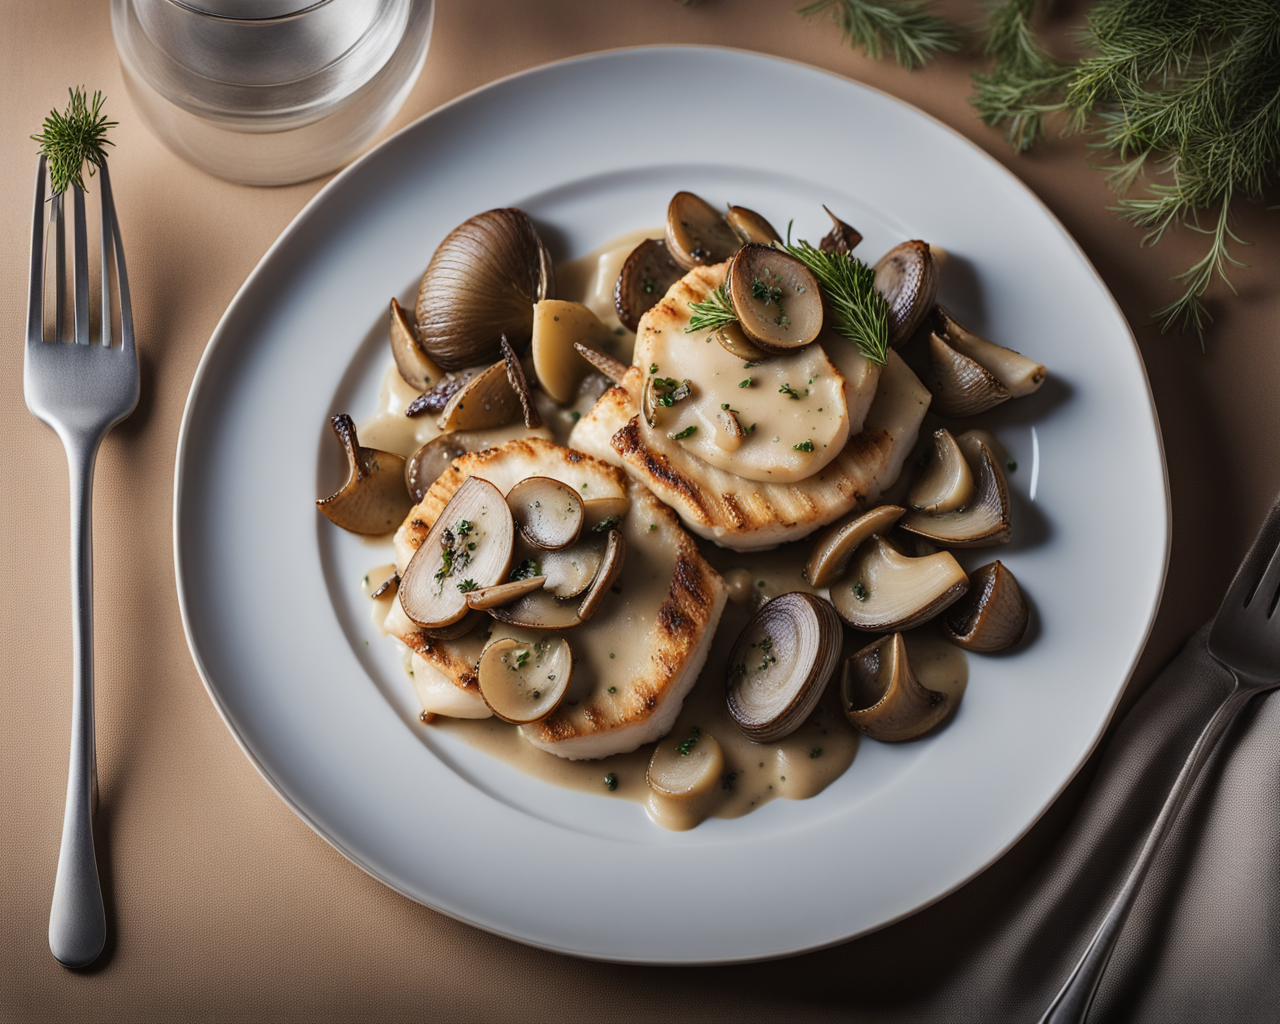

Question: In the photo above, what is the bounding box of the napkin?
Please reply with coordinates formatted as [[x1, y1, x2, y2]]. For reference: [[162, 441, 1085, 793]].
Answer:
[[795, 624, 1280, 1022]]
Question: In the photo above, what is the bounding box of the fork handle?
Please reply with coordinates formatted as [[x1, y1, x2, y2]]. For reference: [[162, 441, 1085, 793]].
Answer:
[[1038, 683, 1254, 1024], [48, 433, 106, 968]]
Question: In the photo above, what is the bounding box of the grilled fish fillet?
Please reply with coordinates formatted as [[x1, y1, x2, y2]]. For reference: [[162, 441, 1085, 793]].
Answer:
[[385, 437, 728, 759], [569, 317, 931, 552]]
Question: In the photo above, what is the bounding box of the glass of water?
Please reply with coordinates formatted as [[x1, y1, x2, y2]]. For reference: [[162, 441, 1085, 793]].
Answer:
[[111, 0, 434, 186]]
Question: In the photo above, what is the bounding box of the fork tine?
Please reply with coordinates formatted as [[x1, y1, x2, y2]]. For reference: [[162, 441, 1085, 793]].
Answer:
[[72, 185, 90, 345], [1220, 497, 1280, 615], [53, 192, 65, 344], [26, 156, 46, 346], [100, 176, 112, 348], [99, 165, 133, 354]]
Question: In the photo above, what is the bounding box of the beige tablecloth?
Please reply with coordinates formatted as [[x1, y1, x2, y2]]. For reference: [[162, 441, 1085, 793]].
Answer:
[[4, 1, 1280, 1019]]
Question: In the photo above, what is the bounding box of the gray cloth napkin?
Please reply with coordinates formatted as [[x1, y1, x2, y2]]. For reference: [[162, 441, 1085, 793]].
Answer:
[[713, 626, 1280, 1021]]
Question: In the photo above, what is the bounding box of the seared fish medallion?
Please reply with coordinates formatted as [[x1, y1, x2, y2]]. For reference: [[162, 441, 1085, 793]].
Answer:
[[385, 437, 728, 759], [570, 265, 931, 551]]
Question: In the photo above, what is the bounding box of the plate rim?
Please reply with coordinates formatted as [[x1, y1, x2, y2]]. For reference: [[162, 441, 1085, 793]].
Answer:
[[172, 43, 1171, 963]]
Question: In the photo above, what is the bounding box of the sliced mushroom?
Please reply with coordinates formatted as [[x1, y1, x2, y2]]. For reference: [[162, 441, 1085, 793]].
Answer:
[[899, 437, 1011, 548], [941, 560, 1028, 651], [390, 297, 443, 391], [725, 592, 843, 742], [316, 414, 413, 535], [841, 633, 949, 741], [831, 535, 968, 631], [369, 572, 399, 600], [574, 528, 625, 622], [819, 206, 863, 255], [726, 244, 824, 352], [398, 477, 515, 632], [405, 429, 500, 503], [714, 405, 747, 453], [725, 205, 781, 245], [582, 495, 631, 529], [803, 505, 906, 587], [405, 368, 481, 418], [908, 429, 975, 514], [530, 299, 618, 404], [436, 360, 522, 432], [614, 238, 684, 332], [500, 335, 543, 430], [573, 341, 628, 383], [647, 727, 725, 800], [507, 477, 585, 550], [921, 330, 1012, 417], [477, 636, 572, 724], [538, 540, 603, 598], [873, 240, 939, 348], [416, 208, 554, 370], [712, 321, 769, 362], [463, 574, 547, 611], [665, 192, 742, 270], [489, 528, 624, 629], [932, 307, 1046, 397]]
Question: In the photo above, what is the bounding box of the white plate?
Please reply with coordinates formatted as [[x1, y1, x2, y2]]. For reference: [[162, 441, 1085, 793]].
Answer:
[[174, 47, 1168, 963]]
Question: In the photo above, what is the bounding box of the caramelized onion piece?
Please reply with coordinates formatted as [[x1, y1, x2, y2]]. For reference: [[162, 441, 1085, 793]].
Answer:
[[726, 592, 843, 742], [614, 238, 683, 332], [436, 361, 523, 432], [933, 307, 1046, 398], [398, 477, 515, 631], [464, 574, 547, 611], [477, 636, 572, 724], [804, 505, 906, 587], [922, 331, 1011, 417], [819, 205, 863, 255], [647, 728, 725, 799], [501, 335, 543, 430], [908, 429, 975, 514], [390, 297, 443, 391], [416, 208, 554, 370], [507, 476, 585, 550], [666, 192, 742, 270], [831, 536, 968, 631], [530, 299, 617, 404], [726, 244, 824, 352], [941, 560, 1028, 651], [841, 633, 949, 741], [315, 415, 412, 535], [899, 436, 1012, 548], [873, 240, 939, 348], [725, 205, 781, 245]]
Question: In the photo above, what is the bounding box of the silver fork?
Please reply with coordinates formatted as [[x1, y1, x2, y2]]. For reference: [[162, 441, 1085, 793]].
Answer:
[[1040, 499, 1280, 1022], [24, 155, 139, 969]]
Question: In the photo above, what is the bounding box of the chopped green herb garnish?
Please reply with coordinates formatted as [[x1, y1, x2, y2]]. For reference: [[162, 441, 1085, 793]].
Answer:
[[1006, 459, 1018, 472], [810, 747, 823, 759], [779, 384, 801, 399], [793, 440, 815, 452], [509, 558, 541, 581], [648, 523, 658, 531], [609, 652, 616, 659], [608, 686, 617, 694], [685, 284, 737, 333], [853, 581, 869, 602], [676, 727, 701, 756], [739, 378, 752, 388], [514, 651, 530, 669], [569, 410, 581, 422], [457, 579, 478, 593], [604, 772, 618, 791], [593, 514, 623, 533], [649, 363, 659, 374], [669, 425, 697, 440]]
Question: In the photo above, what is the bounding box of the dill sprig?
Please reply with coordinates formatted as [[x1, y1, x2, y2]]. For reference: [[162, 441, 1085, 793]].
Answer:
[[783, 239, 890, 366], [686, 285, 738, 333], [31, 87, 117, 196], [797, 0, 960, 71]]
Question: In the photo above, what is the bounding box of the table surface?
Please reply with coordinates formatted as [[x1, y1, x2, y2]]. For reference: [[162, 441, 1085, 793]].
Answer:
[[3, 1, 1278, 1019]]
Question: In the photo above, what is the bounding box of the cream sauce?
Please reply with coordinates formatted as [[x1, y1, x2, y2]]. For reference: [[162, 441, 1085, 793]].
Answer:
[[555, 227, 658, 349]]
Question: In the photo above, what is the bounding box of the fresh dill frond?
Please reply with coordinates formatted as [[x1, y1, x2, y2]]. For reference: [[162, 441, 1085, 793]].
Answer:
[[31, 87, 117, 196], [797, 0, 959, 71], [783, 239, 890, 366], [686, 285, 738, 333]]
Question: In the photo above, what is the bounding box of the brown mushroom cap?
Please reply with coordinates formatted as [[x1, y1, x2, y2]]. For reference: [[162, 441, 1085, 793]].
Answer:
[[830, 535, 969, 631], [921, 330, 1012, 417], [819, 206, 863, 255], [436, 360, 524, 433], [873, 240, 939, 348], [725, 592, 843, 742], [647, 727, 725, 800], [316, 414, 413, 536], [725, 205, 781, 245], [941, 560, 1028, 651], [405, 429, 503, 504], [477, 636, 572, 724], [665, 192, 743, 270], [841, 633, 950, 741], [398, 477, 515, 631], [899, 436, 1012, 548], [507, 476, 585, 550], [614, 238, 684, 332], [804, 504, 906, 587], [726, 244, 824, 352], [488, 527, 624, 629], [390, 298, 443, 391], [908, 428, 976, 514], [405, 367, 482, 418], [415, 208, 554, 371]]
